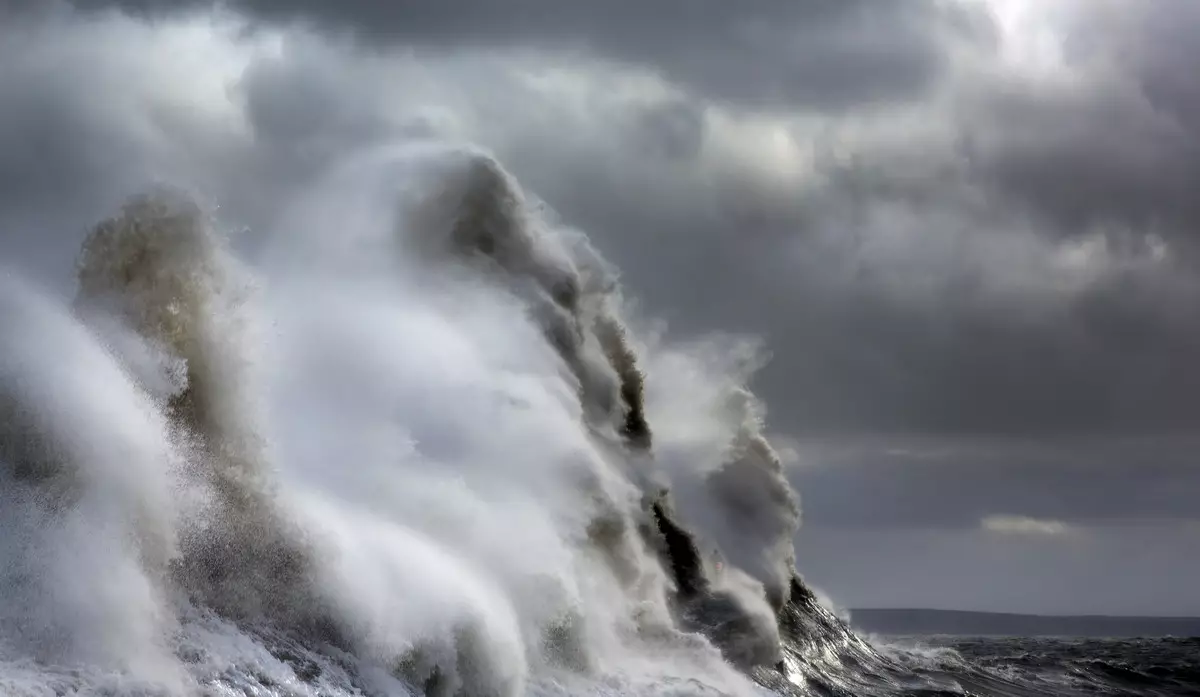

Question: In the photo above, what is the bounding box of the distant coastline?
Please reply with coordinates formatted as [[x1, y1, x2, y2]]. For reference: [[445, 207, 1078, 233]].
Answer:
[[848, 608, 1200, 637]]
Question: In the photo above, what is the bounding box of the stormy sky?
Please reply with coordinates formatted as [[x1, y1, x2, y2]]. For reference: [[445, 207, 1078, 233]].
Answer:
[[2, 0, 1198, 615]]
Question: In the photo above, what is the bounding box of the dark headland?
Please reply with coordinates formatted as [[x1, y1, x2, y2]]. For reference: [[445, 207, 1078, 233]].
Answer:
[[849, 609, 1200, 637]]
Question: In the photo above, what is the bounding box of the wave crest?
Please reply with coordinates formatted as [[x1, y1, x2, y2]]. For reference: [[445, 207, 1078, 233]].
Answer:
[[0, 143, 861, 696]]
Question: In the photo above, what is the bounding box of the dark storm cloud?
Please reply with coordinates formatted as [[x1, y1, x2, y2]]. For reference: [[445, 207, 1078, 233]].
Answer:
[[505, 99, 1200, 435], [5, 0, 1200, 439], [72, 0, 983, 110], [474, 1, 1200, 436], [956, 40, 1200, 253]]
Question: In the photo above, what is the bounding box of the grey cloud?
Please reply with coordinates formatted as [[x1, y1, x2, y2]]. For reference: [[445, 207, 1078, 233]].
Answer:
[[795, 523, 1200, 615], [958, 71, 1200, 250], [790, 436, 1200, 530], [497, 5, 1200, 436], [5, 1, 1200, 440], [73, 0, 981, 110], [508, 124, 1200, 435], [0, 10, 223, 278]]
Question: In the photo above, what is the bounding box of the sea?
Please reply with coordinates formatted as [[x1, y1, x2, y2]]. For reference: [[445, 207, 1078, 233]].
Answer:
[[872, 637, 1200, 697], [0, 141, 1195, 696]]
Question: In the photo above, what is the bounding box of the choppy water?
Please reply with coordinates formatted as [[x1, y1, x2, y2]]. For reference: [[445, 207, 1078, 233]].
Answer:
[[780, 635, 1200, 697], [878, 637, 1200, 697]]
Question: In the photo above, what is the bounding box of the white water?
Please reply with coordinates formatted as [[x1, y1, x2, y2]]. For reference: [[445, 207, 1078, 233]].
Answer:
[[0, 143, 798, 696]]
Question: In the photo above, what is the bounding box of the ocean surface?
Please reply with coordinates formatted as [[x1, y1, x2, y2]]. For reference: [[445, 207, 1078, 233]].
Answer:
[[872, 636, 1200, 697], [848, 610, 1200, 639], [1, 141, 1195, 696]]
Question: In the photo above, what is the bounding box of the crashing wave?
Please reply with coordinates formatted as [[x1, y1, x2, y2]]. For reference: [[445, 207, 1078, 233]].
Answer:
[[0, 142, 873, 696], [383, 147, 820, 670], [74, 190, 332, 639]]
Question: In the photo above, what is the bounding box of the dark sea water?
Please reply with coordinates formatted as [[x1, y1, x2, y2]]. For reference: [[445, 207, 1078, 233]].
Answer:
[[873, 636, 1200, 697]]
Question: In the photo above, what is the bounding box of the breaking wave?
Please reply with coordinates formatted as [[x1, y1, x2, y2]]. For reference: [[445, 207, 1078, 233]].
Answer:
[[0, 142, 886, 696]]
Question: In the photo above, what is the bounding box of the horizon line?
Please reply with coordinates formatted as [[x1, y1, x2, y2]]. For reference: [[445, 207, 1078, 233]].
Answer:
[[847, 607, 1200, 620]]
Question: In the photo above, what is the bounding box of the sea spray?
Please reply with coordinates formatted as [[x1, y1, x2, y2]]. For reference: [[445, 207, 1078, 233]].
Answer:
[[279, 143, 807, 679], [74, 191, 331, 638], [0, 273, 185, 689], [0, 142, 857, 696]]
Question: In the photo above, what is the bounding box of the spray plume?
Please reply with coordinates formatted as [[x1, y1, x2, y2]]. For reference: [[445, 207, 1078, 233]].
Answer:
[[0, 143, 853, 697]]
